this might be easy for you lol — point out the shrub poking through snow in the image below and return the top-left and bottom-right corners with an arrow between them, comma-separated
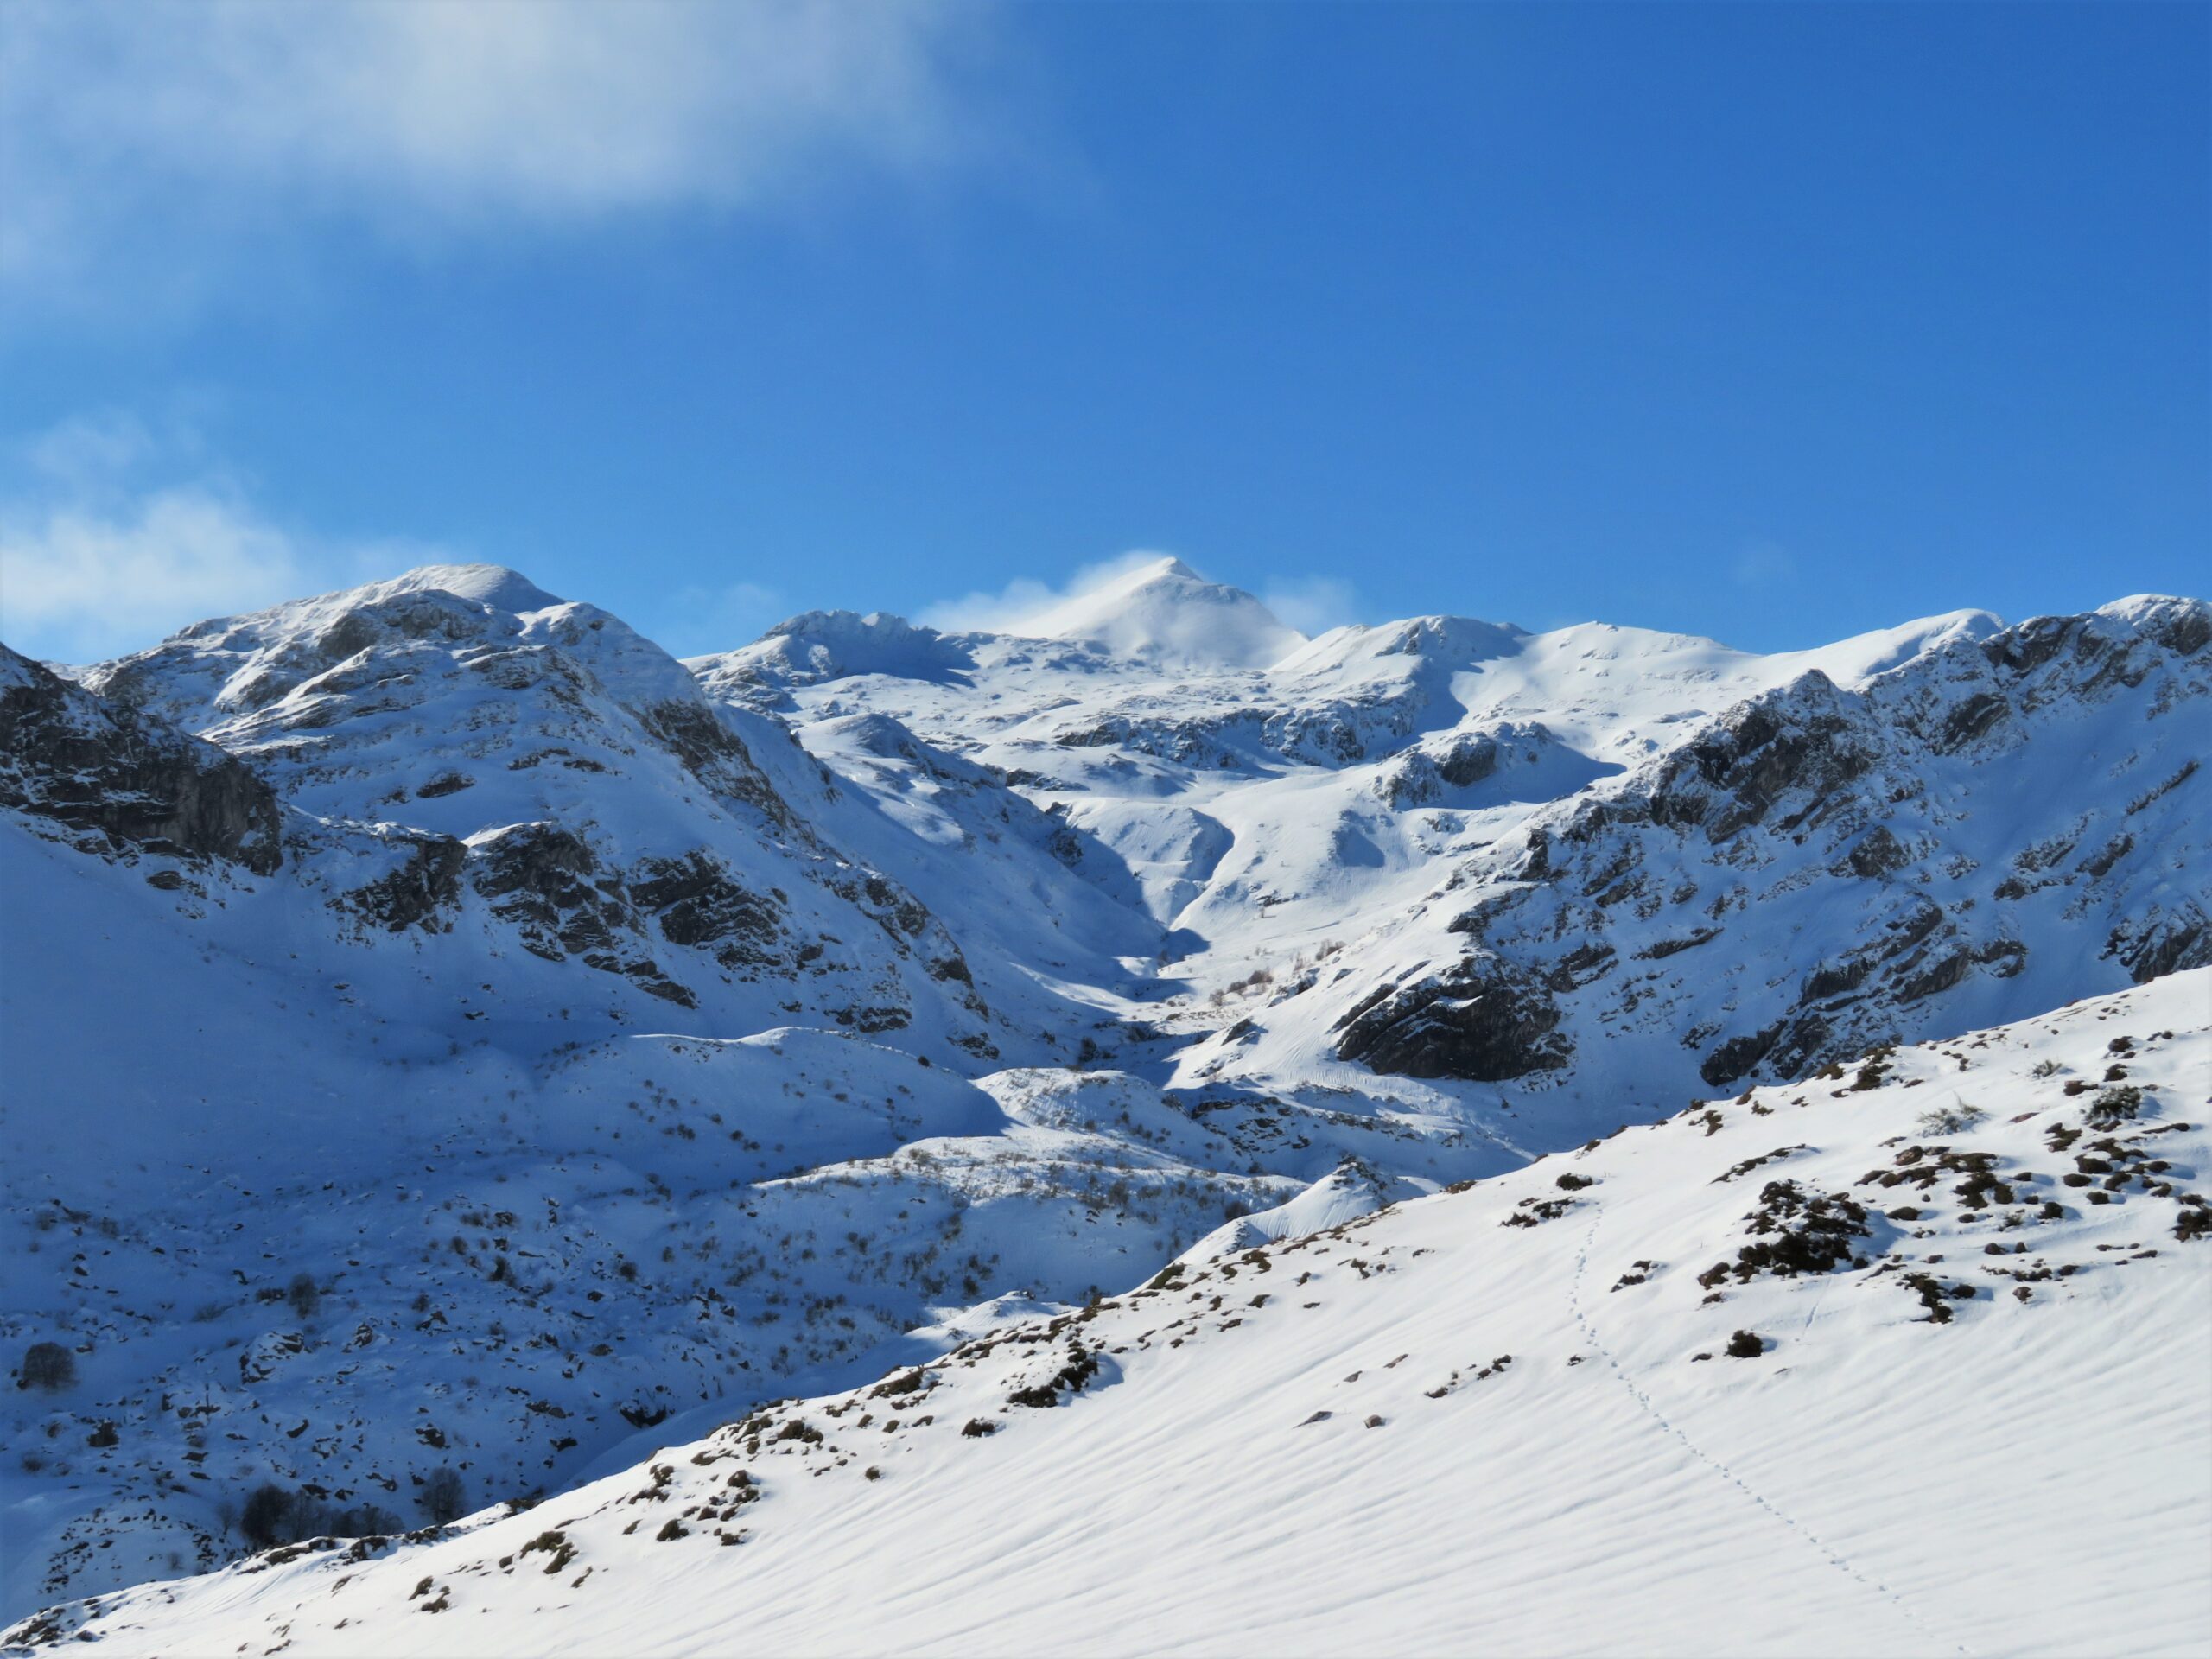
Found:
1006,1344 -> 1102,1409
1916,1103 -> 1988,1136
2087,1086 -> 2145,1129
17,1341 -> 74,1392
1716,1180 -> 1871,1281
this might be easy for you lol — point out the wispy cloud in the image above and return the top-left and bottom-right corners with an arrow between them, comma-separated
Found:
2,0 -> 1007,316
0,412 -> 447,662
924,553 -> 1360,642
920,550 -> 1173,635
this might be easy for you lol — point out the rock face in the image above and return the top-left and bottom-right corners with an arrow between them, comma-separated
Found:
0,646 -> 283,874
1302,596 -> 2211,1096
630,850 -> 785,965
335,834 -> 467,931
30,564 -> 1034,1059
468,823 -> 699,1005
1333,955 -> 1571,1082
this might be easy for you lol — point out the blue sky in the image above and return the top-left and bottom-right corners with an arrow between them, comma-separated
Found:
1,1 -> 2204,662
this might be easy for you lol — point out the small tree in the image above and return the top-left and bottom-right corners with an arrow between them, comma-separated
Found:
419,1466 -> 467,1525
240,1482 -> 297,1548
18,1341 -> 75,1392
286,1273 -> 320,1320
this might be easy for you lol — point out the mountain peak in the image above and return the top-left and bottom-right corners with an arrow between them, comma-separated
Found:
1018,556 -> 1303,669
373,563 -> 566,616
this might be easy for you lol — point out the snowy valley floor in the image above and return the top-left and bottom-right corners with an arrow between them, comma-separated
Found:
13,971 -> 2209,1657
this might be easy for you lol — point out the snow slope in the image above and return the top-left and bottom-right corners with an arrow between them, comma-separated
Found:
18,973 -> 2207,1656
3,562 -> 2207,1634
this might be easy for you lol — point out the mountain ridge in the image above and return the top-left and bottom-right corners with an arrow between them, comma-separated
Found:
2,562 -> 2205,1640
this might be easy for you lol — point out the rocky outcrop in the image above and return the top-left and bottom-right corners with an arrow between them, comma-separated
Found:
1333,955 -> 1571,1082
1322,597 -> 2209,1098
469,823 -> 695,1005
1643,674 -> 1874,842
631,850 -> 786,969
2105,903 -> 2212,984
0,645 -> 283,874
1376,734 -> 1496,809
636,701 -> 795,830
338,835 -> 467,932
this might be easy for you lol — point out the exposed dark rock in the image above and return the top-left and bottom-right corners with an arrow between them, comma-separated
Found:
637,701 -> 791,828
1980,616 -> 2065,676
1376,734 -> 1500,809
1699,1011 -> 1833,1089
470,823 -> 609,960
1892,946 -> 1973,1003
2077,833 -> 2135,882
1845,825 -> 1912,879
1334,955 -> 1570,1082
1700,1022 -> 1783,1089
1544,942 -> 1617,991
2126,759 -> 2199,816
2139,599 -> 2212,658
1644,676 -> 1872,842
835,1003 -> 912,1034
631,851 -> 785,967
1447,892 -> 1522,940
0,645 -> 283,873
340,836 -> 467,933
1936,692 -> 2009,753
468,823 -> 694,1004
832,870 -> 934,943
1436,735 -> 1501,789
2105,906 -> 2212,985
1636,928 -> 1720,962
1514,828 -> 1554,881
1801,955 -> 1874,1002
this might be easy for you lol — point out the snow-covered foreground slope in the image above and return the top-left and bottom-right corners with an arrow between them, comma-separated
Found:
16,973 -> 2208,1656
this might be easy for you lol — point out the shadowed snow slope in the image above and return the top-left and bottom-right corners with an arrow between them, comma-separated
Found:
16,974 -> 2208,1656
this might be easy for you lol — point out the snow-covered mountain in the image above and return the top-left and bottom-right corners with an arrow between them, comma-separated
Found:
3,561 -> 2206,1647
16,972 -> 2208,1655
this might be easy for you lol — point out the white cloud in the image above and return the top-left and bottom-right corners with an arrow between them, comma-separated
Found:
920,550 -> 1174,634
1,488 -> 307,662
919,551 -> 1344,668
0,414 -> 448,662
2,0 -> 1005,309
925,554 -> 1359,641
